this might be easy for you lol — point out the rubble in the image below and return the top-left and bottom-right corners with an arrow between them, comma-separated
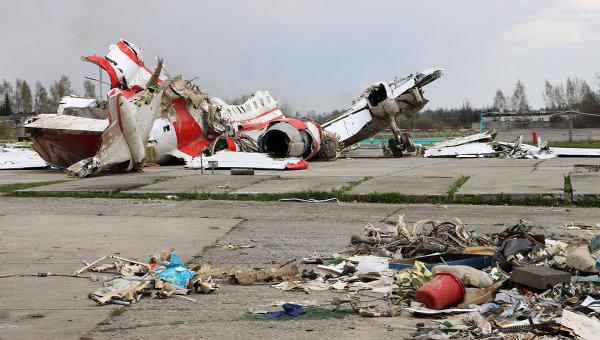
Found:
79,250 -> 219,305
253,215 -> 600,338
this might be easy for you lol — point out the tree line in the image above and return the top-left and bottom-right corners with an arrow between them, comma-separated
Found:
413,75 -> 600,129
0,77 -> 97,116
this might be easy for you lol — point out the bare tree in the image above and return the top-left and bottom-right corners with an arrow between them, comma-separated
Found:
543,80 -> 555,110
511,80 -> 529,113
553,84 -> 567,110
17,79 -> 33,113
83,80 -> 96,98
566,78 -> 578,109
49,76 -> 74,108
34,82 -> 53,113
0,79 -> 14,106
492,89 -> 507,110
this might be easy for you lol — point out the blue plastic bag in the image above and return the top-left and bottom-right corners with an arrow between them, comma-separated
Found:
264,303 -> 306,318
156,251 -> 194,288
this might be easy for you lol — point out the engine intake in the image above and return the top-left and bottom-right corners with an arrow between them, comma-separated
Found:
258,119 -> 322,160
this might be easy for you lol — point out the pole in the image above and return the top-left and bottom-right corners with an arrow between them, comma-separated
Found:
98,66 -> 103,99
569,111 -> 573,142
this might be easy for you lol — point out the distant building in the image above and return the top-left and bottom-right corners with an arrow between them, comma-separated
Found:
481,110 -> 571,130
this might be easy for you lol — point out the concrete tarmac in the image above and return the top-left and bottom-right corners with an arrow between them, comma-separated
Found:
0,197 -> 598,339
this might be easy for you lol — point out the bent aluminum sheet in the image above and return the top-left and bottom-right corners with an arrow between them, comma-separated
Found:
0,146 -> 47,169
424,142 -> 496,158
184,151 -> 306,170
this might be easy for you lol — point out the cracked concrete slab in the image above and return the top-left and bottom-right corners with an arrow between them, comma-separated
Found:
0,213 -> 238,339
231,176 -> 362,194
571,172 -> 600,201
16,175 -> 165,193
349,175 -> 457,197
0,169 -> 70,184
124,174 -> 274,195
455,171 -> 565,201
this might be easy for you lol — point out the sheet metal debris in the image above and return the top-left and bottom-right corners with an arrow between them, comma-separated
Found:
425,130 -> 600,159
0,143 -> 47,169
16,39 -> 443,175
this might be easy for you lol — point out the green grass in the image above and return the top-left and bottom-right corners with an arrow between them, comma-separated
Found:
548,140 -> 600,148
110,307 -> 124,317
0,180 -> 67,194
447,175 -> 470,200
336,176 -> 373,193
564,174 -> 573,202
7,177 -> 600,207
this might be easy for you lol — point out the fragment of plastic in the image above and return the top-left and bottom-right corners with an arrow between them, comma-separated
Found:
394,261 -> 433,287
581,295 -> 600,312
350,255 -> 390,274
491,238 -> 535,272
158,267 -> 194,288
156,251 -> 194,288
566,246 -> 598,273
494,289 -> 530,317
264,303 -> 306,318
589,234 -> 600,254
415,272 -> 466,310
431,265 -> 493,288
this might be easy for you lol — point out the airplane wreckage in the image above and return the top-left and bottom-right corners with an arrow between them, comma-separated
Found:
19,39 -> 443,177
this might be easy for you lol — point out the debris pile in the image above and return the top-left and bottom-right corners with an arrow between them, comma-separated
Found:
266,216 -> 600,338
80,250 -> 218,305
425,130 -> 600,159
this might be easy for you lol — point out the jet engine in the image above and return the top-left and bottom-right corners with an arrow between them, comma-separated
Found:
258,119 -> 322,160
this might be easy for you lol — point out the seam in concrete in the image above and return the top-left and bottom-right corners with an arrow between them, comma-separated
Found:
185,218 -> 248,266
379,206 -> 405,223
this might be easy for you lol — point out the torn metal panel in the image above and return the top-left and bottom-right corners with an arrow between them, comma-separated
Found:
25,114 -> 108,168
0,145 -> 47,169
321,68 -> 442,157
431,131 -> 494,149
67,86 -> 165,177
184,151 -> 307,170
25,114 -> 109,134
550,147 -> 600,157
58,96 -> 107,119
424,143 -> 496,158
81,39 -> 167,90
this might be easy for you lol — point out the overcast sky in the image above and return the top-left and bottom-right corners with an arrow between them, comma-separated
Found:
1,0 -> 599,112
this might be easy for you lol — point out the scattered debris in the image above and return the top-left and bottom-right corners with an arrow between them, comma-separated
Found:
425,130 -> 600,159
256,215 -> 600,338
81,250 -> 218,305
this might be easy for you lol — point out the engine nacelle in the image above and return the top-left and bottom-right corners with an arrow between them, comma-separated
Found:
258,119 -> 322,160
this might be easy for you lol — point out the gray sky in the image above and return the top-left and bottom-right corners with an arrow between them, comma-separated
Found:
1,0 -> 599,112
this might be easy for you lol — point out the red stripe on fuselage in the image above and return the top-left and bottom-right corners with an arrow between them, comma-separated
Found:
172,98 -> 210,156
239,114 -> 285,131
83,55 -> 122,88
116,41 -> 162,83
